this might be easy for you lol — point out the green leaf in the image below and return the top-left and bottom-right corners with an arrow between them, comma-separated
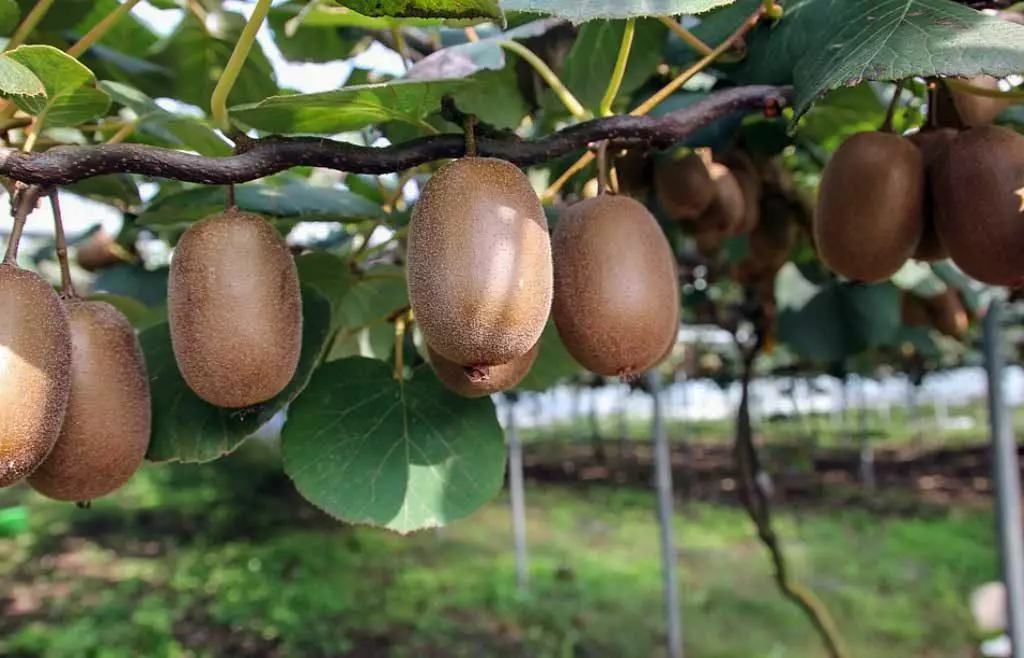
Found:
4,45 -> 110,128
515,320 -> 582,392
498,0 -> 732,21
0,53 -> 42,98
92,264 -> 169,308
555,18 -> 668,114
281,356 -> 507,533
296,251 -> 357,330
142,286 -> 333,464
891,260 -> 948,298
268,2 -> 361,63
100,80 -> 230,157
136,181 -> 387,229
447,66 -> 529,130
0,0 -> 20,38
149,11 -> 278,111
230,78 -> 472,134
328,0 -> 503,21
694,0 -> 1024,119
796,82 -> 887,152
339,264 -> 409,330
65,174 -> 142,208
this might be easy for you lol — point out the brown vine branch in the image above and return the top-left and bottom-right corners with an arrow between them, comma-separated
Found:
0,85 -> 791,187
734,327 -> 848,658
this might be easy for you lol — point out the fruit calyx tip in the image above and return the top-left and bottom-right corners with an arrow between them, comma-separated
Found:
463,365 -> 491,383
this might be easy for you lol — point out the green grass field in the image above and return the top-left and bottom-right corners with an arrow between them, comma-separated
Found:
0,442 -> 1000,658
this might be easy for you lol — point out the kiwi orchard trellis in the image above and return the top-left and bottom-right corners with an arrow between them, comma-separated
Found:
0,1 -> 1023,658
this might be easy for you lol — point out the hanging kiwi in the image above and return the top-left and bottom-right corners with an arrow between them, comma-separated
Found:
613,148 -> 653,199
725,152 -> 763,233
0,263 -> 73,488
931,125 -> 1024,285
407,157 -> 553,369
698,162 -> 747,234
428,341 -> 539,398
926,288 -> 969,339
899,291 -> 931,327
950,75 -> 1011,128
652,150 -> 715,222
813,131 -> 925,283
907,128 -> 958,262
168,209 -> 303,408
551,194 -> 680,379
28,300 -> 152,503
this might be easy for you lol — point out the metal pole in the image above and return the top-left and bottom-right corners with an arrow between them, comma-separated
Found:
983,301 -> 1024,655
506,396 -> 529,591
649,371 -> 683,658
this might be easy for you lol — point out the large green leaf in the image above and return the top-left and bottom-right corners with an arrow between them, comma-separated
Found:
339,264 -> 409,329
693,0 -> 1024,119
499,0 -> 732,20
775,264 -> 900,363
149,11 -> 277,111
13,0 -> 92,31
66,174 -> 142,209
4,45 -> 110,128
268,1 -> 362,63
328,0 -> 503,21
142,286 -> 333,464
230,78 -> 472,134
296,251 -> 357,330
136,181 -> 387,228
281,356 -> 506,533
100,80 -> 230,157
554,18 -> 668,114
0,1 -> 19,38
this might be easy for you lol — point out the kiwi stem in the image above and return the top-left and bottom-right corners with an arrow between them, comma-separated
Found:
595,141 -> 610,196
657,17 -> 714,57
49,190 -> 78,299
598,18 -> 636,118
3,184 -> 44,266
879,79 -> 905,133
631,9 -> 763,118
66,0 -> 143,59
104,122 -> 137,145
210,0 -> 273,135
393,313 -> 407,381
498,40 -> 590,122
542,152 -> 593,203
465,115 -> 477,157
226,183 -> 237,210
4,0 -> 56,53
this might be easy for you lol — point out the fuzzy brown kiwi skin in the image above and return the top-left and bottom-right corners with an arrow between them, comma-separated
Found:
699,162 -> 747,234
551,195 -> 680,379
653,152 -> 715,221
407,157 -> 553,367
813,131 -> 925,283
27,300 -> 152,502
927,288 -> 969,339
952,75 -> 1011,128
931,125 -> 1024,286
427,341 -> 539,398
0,264 -> 72,488
907,129 -> 957,262
168,210 -> 302,409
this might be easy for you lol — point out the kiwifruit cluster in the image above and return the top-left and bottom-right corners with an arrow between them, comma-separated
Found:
814,80 -> 1022,287
0,261 -> 152,503
408,155 -> 681,396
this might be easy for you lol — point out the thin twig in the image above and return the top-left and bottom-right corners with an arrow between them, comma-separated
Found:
880,80 -> 906,133
3,184 -> 45,265
66,0 -> 143,58
49,190 -> 77,298
4,0 -> 56,53
0,86 -> 791,186
733,328 -> 848,658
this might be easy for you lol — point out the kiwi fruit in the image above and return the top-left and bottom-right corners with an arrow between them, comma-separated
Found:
699,162 -> 747,233
551,195 -> 679,379
900,292 -> 931,327
428,341 -> 539,398
407,157 -> 552,367
168,210 -> 302,408
927,288 -> 969,339
0,264 -> 72,488
694,228 -> 725,260
749,193 -> 796,273
907,128 -> 958,262
75,230 -> 126,272
813,131 -> 925,283
27,301 -> 151,502
931,125 -> 1024,285
653,151 -> 715,221
728,158 -> 763,233
951,75 -> 1011,128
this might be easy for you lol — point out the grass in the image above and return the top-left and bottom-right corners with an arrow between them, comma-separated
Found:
519,398 -> 1024,450
0,442 -> 1000,658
